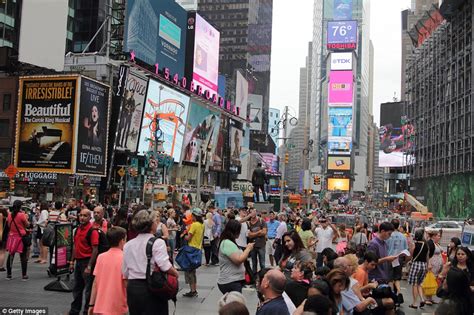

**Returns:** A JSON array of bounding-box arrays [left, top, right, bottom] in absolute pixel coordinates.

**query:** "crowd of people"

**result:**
[[0, 198, 473, 315]]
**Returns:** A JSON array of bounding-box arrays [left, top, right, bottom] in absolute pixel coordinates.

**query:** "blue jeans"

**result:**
[[250, 246, 265, 276], [168, 238, 176, 264]]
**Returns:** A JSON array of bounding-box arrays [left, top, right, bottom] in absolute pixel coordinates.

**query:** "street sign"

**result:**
[[118, 167, 125, 177], [4, 164, 18, 179]]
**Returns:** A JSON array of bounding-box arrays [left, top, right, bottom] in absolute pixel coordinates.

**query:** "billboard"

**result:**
[[379, 102, 415, 167], [327, 21, 358, 50], [76, 77, 111, 176], [327, 178, 350, 191], [328, 137, 352, 155], [248, 94, 263, 131], [330, 52, 353, 71], [235, 71, 249, 120], [328, 107, 353, 137], [253, 152, 280, 176], [18, 0, 68, 71], [334, 0, 353, 20], [210, 116, 228, 172], [249, 55, 271, 72], [182, 100, 221, 165], [230, 126, 243, 170], [328, 71, 354, 104], [124, 0, 187, 76], [138, 79, 190, 161], [115, 67, 148, 153], [186, 13, 220, 95], [328, 156, 351, 171], [15, 76, 79, 173]]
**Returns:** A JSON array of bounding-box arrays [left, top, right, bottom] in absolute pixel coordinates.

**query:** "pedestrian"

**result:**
[[273, 212, 288, 264], [353, 251, 379, 296], [252, 162, 268, 202], [366, 222, 398, 283], [314, 216, 339, 267], [122, 209, 178, 315], [218, 291, 248, 314], [89, 226, 128, 315], [30, 206, 40, 259], [447, 237, 461, 262], [113, 206, 129, 232], [92, 206, 111, 233], [298, 218, 316, 250], [217, 219, 254, 294], [325, 269, 350, 315], [426, 230, 444, 305], [256, 269, 290, 315], [247, 208, 267, 277], [386, 218, 408, 297], [35, 203, 49, 264], [284, 260, 315, 307], [436, 267, 473, 315], [408, 228, 430, 310], [279, 230, 312, 279], [5, 200, 30, 280], [66, 198, 80, 228], [0, 206, 8, 272], [266, 211, 279, 267], [166, 208, 179, 264], [69, 208, 100, 315], [203, 212, 214, 266], [182, 208, 204, 297], [208, 205, 222, 265]]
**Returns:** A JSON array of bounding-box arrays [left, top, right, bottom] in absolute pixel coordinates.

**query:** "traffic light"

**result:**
[[314, 176, 321, 185], [285, 153, 289, 164], [9, 179, 15, 191]]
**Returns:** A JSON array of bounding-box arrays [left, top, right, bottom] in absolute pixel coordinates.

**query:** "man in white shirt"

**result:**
[[236, 208, 254, 284], [315, 216, 339, 267], [273, 213, 288, 264]]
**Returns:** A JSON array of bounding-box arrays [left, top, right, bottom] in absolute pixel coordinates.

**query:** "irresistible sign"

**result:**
[[15, 76, 79, 173]]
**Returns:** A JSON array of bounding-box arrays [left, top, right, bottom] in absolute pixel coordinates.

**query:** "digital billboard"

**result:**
[[138, 79, 190, 161], [330, 52, 353, 71], [379, 102, 415, 167], [327, 21, 358, 50], [328, 156, 351, 171], [328, 137, 352, 155], [248, 94, 263, 131], [15, 76, 79, 173], [230, 126, 243, 170], [186, 13, 220, 95], [328, 71, 354, 104], [210, 116, 228, 172], [235, 71, 249, 120], [253, 152, 280, 176], [124, 0, 187, 76], [248, 55, 271, 72], [76, 77, 111, 176], [182, 100, 220, 165], [328, 107, 353, 138], [334, 0, 353, 20], [327, 178, 350, 191], [115, 67, 148, 153]]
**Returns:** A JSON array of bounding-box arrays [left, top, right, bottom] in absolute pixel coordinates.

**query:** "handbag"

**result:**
[[176, 245, 202, 271], [146, 237, 178, 301], [203, 236, 211, 247], [12, 216, 31, 248], [422, 271, 438, 296]]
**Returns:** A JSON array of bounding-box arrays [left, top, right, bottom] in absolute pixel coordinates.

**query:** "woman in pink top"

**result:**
[[6, 200, 30, 280], [89, 226, 128, 315]]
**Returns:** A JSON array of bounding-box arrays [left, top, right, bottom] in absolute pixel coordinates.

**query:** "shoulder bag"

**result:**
[[12, 214, 32, 248], [146, 237, 178, 301]]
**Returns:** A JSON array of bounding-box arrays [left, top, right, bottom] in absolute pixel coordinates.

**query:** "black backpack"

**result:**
[[86, 227, 110, 254]]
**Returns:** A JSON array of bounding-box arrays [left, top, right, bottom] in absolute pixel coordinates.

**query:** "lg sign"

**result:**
[[331, 52, 353, 70]]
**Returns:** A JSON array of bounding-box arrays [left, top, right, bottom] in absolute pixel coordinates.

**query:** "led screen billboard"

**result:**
[[328, 107, 353, 138], [328, 71, 353, 104], [330, 52, 353, 71], [334, 0, 353, 20], [328, 156, 351, 171], [379, 102, 415, 167], [235, 71, 249, 120], [230, 126, 243, 170], [327, 21, 358, 50], [182, 100, 220, 165], [328, 137, 352, 155], [248, 94, 263, 131], [210, 116, 228, 172], [138, 79, 190, 161], [327, 178, 350, 191], [124, 0, 187, 76], [186, 13, 220, 95]]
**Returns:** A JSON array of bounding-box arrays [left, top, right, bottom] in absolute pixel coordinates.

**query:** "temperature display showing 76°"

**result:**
[[327, 21, 358, 45]]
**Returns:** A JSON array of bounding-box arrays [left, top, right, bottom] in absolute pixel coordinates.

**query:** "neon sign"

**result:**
[[129, 51, 240, 117]]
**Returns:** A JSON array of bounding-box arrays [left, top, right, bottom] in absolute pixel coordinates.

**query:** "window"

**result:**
[[270, 112, 273, 117], [3, 93, 11, 111], [0, 119, 8, 137]]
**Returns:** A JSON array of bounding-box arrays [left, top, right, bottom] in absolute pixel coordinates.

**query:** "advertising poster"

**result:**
[[230, 126, 243, 169], [328, 70, 354, 104], [334, 0, 353, 20], [15, 76, 78, 173], [138, 79, 190, 161], [328, 107, 353, 137], [76, 77, 111, 176], [328, 137, 352, 155], [115, 68, 148, 153], [54, 223, 73, 276], [192, 13, 220, 94], [210, 116, 228, 172], [327, 178, 350, 191], [248, 94, 263, 131], [236, 71, 249, 120], [328, 156, 351, 171], [330, 52, 353, 71], [379, 102, 415, 167], [327, 21, 358, 45], [182, 100, 221, 164], [124, 0, 187, 76]]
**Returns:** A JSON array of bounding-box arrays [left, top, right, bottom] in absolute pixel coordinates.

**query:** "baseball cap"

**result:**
[[191, 207, 203, 217]]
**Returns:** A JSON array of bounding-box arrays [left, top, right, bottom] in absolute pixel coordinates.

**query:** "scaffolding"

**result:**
[[406, 0, 473, 180]]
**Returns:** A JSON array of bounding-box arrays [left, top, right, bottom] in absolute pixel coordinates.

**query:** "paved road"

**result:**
[[0, 259, 436, 314]]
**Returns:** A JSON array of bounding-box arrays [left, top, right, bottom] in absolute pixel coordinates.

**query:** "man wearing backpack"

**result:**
[[69, 208, 99, 315], [92, 206, 111, 233]]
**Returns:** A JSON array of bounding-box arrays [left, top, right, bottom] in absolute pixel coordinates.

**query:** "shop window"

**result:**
[[0, 119, 9, 137], [3, 93, 11, 111]]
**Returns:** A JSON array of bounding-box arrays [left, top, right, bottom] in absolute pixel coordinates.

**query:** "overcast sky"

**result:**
[[269, 0, 411, 126]]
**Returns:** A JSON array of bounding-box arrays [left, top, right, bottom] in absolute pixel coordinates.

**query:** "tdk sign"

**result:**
[[330, 52, 353, 71]]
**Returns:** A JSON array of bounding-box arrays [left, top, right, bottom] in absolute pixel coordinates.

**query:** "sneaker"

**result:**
[[6, 275, 12, 280], [0, 267, 6, 272], [21, 275, 29, 281], [182, 291, 198, 297]]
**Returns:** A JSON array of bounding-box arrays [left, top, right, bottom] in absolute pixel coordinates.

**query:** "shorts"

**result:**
[[185, 269, 197, 285], [265, 239, 275, 256], [408, 261, 427, 285], [391, 264, 403, 281]]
